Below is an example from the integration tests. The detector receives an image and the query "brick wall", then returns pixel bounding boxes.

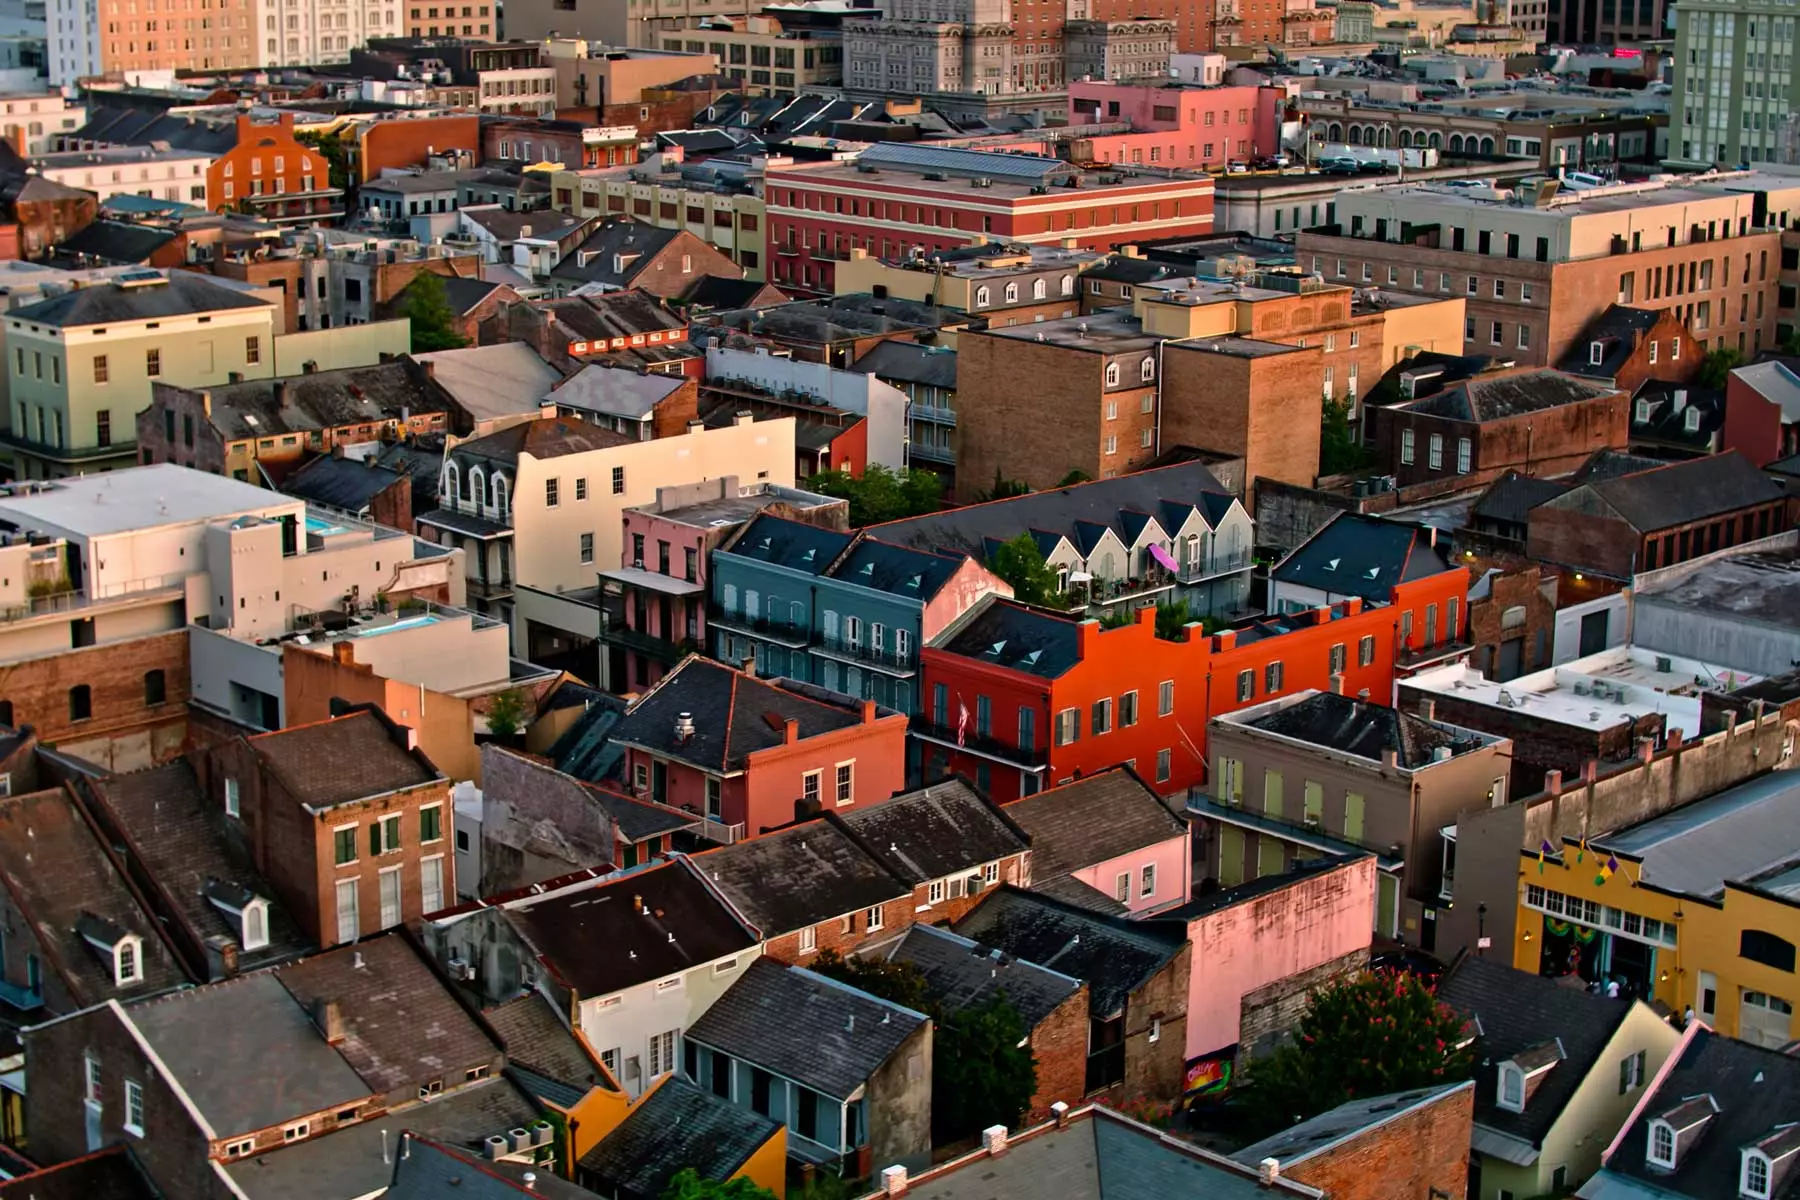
[760,893,913,966]
[1465,563,1556,681]
[1026,985,1091,1118]
[1161,341,1323,507]
[358,115,481,183]
[1400,685,1658,788]
[1373,386,1629,489]
[1236,946,1368,1070]
[952,334,1111,501]
[0,631,190,771]
[1121,941,1190,1101]
[1281,1080,1473,1200]
[139,384,229,473]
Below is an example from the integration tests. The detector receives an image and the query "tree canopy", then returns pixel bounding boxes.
[401,271,469,354]
[661,1169,777,1200]
[1319,394,1374,477]
[802,465,941,526]
[987,533,1063,607]
[1698,346,1745,388]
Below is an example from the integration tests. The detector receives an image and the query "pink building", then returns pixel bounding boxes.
[597,476,847,693]
[1067,81,1282,170]
[1177,853,1376,1066]
[1003,767,1192,914]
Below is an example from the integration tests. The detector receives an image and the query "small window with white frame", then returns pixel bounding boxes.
[1114,872,1131,903]
[798,925,817,953]
[124,1079,144,1136]
[1497,1063,1525,1111]
[865,905,884,931]
[928,879,945,905]
[1648,1119,1676,1167]
[224,777,240,818]
[1743,1149,1773,1199]
[283,1121,310,1143]
[1140,863,1157,898]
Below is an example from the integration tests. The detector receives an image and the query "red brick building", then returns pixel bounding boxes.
[0,629,191,772]
[355,114,482,183]
[1231,1079,1475,1199]
[765,144,1214,294]
[211,113,343,224]
[1722,357,1800,467]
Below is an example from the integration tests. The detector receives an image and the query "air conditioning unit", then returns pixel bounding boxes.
[447,955,476,981]
[966,873,983,894]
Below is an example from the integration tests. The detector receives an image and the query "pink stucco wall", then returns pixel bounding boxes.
[1070,831,1192,915]
[920,555,1014,643]
[1182,854,1377,1060]
[1067,82,1281,170]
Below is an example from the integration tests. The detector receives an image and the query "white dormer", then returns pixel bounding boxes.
[1745,1148,1773,1199]
[114,934,142,986]
[1497,1038,1564,1113]
[1498,1062,1526,1111]
[1649,1118,1678,1169]
[1685,406,1703,433]
[79,914,144,988]
[1590,340,1606,366]
[1649,1094,1720,1172]
[206,882,272,952]
[1743,1124,1800,1199]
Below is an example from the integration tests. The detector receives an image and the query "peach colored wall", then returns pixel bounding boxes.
[1182,854,1377,1060]
[1070,831,1192,915]
[1067,82,1280,169]
[920,555,1014,643]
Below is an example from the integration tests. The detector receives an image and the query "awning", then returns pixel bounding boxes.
[1149,543,1179,572]
[598,566,704,597]
[1471,1124,1540,1167]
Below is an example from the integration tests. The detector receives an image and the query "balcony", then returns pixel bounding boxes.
[811,636,917,676]
[910,716,1049,770]
[707,604,811,647]
[1176,552,1253,584]
[466,575,514,601]
[1188,792,1405,866]
[909,441,955,465]
[1068,571,1178,611]
[600,620,695,664]
[909,402,957,426]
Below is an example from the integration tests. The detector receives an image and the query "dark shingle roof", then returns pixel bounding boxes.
[504,860,756,997]
[1230,1081,1475,1171]
[952,887,1187,1017]
[10,270,268,326]
[1272,512,1454,602]
[1242,692,1488,768]
[1435,956,1632,1149]
[850,340,958,390]
[1555,306,1662,381]
[1407,368,1618,421]
[387,1137,600,1200]
[53,222,178,266]
[1604,1028,1800,1200]
[453,414,634,466]
[683,958,928,1099]
[1471,472,1573,529]
[611,657,865,774]
[825,538,967,601]
[282,455,407,515]
[1540,451,1784,534]
[248,711,438,812]
[552,219,681,288]
[881,923,1082,1028]
[273,934,497,1098]
[693,817,908,936]
[578,1076,779,1200]
[193,361,449,441]
[481,992,607,1095]
[85,762,308,969]
[721,512,853,576]
[1630,379,1724,448]
[937,597,1085,678]
[836,778,1029,884]
[1001,768,1186,881]
[0,788,185,1005]
[0,1147,163,1200]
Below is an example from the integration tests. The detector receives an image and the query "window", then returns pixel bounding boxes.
[69,684,91,721]
[1618,1049,1646,1093]
[612,465,626,494]
[1139,864,1156,898]
[96,408,110,447]
[1456,438,1472,475]
[1400,428,1415,465]
[575,478,588,502]
[370,813,402,856]
[1120,690,1138,727]
[1237,669,1254,702]
[146,348,160,377]
[1264,661,1284,693]
[798,925,816,953]
[1497,1063,1524,1112]
[1104,363,1120,387]
[865,905,884,932]
[1054,707,1080,745]
[421,856,444,914]
[1114,872,1131,903]
[1329,642,1347,675]
[246,335,260,364]
[835,762,853,806]
[1741,929,1796,972]
[144,669,165,705]
[93,354,108,383]
[115,937,140,985]
[1428,433,1443,470]
[224,778,240,819]
[928,879,945,904]
[1091,697,1113,735]
[1359,635,1375,666]
[1649,1121,1676,1167]
[85,1057,102,1102]
[123,1079,144,1135]
[545,478,560,507]
[802,771,821,808]
[420,804,443,844]
[1159,680,1174,716]
[333,825,357,865]
[580,532,594,564]
[1745,1152,1772,1198]
[1156,748,1171,783]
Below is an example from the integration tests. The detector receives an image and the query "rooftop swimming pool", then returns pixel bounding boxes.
[351,614,443,637]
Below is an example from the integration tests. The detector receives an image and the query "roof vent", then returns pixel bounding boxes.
[675,712,695,742]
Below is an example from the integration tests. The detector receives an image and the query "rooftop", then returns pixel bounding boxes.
[387,1137,601,1200]
[1002,768,1187,882]
[1405,368,1619,421]
[1732,358,1800,423]
[1635,550,1800,635]
[412,343,564,425]
[7,268,270,326]
[877,923,1082,1029]
[720,512,853,576]
[1591,768,1800,903]
[836,777,1029,885]
[848,340,958,390]
[1231,1081,1475,1172]
[0,463,296,539]
[1535,451,1784,536]
[1169,334,1309,359]
[548,361,689,422]
[186,361,448,442]
[578,1076,779,1200]
[981,309,1162,353]
[936,597,1086,679]
[693,817,908,936]
[1273,511,1455,604]
[247,710,440,813]
[1224,689,1496,768]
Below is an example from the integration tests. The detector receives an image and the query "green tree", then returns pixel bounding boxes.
[402,272,469,354]
[980,468,1031,501]
[1244,970,1474,1134]
[988,533,1062,607]
[1319,394,1374,477]
[1054,468,1092,488]
[296,131,352,191]
[484,689,528,738]
[801,464,942,526]
[661,1169,777,1200]
[1699,346,1745,388]
[810,949,932,1012]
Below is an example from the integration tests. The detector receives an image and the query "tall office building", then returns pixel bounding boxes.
[1672,0,1800,166]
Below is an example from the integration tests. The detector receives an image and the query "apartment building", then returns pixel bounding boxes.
[833,241,1104,322]
[250,0,404,67]
[30,145,215,208]
[0,93,86,155]
[547,164,768,279]
[660,16,839,95]
[1296,175,1785,370]
[842,0,1062,117]
[405,0,496,37]
[1672,0,1798,166]
[765,142,1215,294]
[1066,80,1283,172]
[47,0,258,85]
[352,39,559,117]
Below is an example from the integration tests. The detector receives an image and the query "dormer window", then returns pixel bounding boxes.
[1497,1063,1525,1111]
[1652,1094,1719,1170]
[1649,1120,1676,1168]
[1685,406,1702,433]
[1105,362,1120,386]
[1635,399,1651,423]
[1745,1150,1772,1199]
[206,882,272,953]
[1590,340,1605,366]
[115,937,140,985]
[1498,1039,1563,1113]
[79,913,143,988]
[1141,356,1155,381]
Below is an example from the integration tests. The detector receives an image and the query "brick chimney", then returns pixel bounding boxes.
[1258,1157,1281,1187]
[315,998,345,1043]
[333,640,357,665]
[861,699,877,724]
[1051,1101,1070,1126]
[981,1126,1008,1156]
[880,1166,907,1196]
[783,719,799,745]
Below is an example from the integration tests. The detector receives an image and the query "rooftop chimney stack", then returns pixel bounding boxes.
[315,998,345,1043]
[981,1125,1009,1156]
[1258,1157,1281,1187]
[1051,1101,1071,1127]
[881,1166,908,1196]
[741,648,757,678]
[675,711,695,743]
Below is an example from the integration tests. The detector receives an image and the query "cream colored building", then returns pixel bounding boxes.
[833,242,1104,317]
[30,146,215,208]
[549,166,768,279]
[0,93,87,156]
[250,0,403,66]
[658,17,841,94]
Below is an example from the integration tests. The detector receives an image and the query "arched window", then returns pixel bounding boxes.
[1140,356,1155,382]
[1428,131,1441,149]
[1004,282,1019,303]
[144,669,166,706]
[1327,122,1342,141]
[468,465,485,509]
[1479,136,1495,154]
[69,684,91,722]
[489,471,506,513]
[442,461,459,503]
[1032,278,1046,300]
[974,285,991,308]
[1105,363,1120,386]
[1399,129,1412,148]
[1449,134,1465,152]
[1060,274,1075,296]
[492,473,509,518]
[242,900,269,951]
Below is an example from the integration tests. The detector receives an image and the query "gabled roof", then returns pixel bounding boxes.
[1556,306,1664,381]
[53,221,178,267]
[459,206,586,244]
[188,361,448,442]
[935,596,1085,679]
[502,859,757,998]
[481,992,609,1100]
[1602,1028,1800,1200]
[84,762,309,969]
[1538,451,1783,534]
[835,777,1029,885]
[879,923,1082,1029]
[9,270,267,326]
[481,743,692,853]
[692,817,908,937]
[1230,1081,1475,1171]
[1471,472,1573,529]
[1239,690,1489,768]
[611,656,869,775]
[824,537,968,602]
[1630,379,1723,447]
[282,455,407,514]
[720,512,853,576]
[951,887,1188,1018]
[272,934,497,1098]
[451,414,635,466]
[247,711,439,813]
[551,219,682,287]
[578,1076,780,1200]
[683,958,928,1100]
[548,362,689,422]
[1001,768,1186,881]
[1272,512,1454,602]
[1407,368,1619,421]
[849,340,958,390]
[0,788,185,1006]
[1435,956,1634,1149]
[388,1136,601,1200]
[412,343,564,425]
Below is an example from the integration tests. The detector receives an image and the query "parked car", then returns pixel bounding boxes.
[1319,157,1360,175]
[1225,160,1250,174]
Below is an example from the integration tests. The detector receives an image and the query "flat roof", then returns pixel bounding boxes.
[982,310,1161,351]
[1596,769,1800,901]
[0,463,298,538]
[1636,551,1800,633]
[1170,335,1306,359]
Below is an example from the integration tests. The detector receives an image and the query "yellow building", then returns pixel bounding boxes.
[1512,769,1800,1049]
[547,169,768,280]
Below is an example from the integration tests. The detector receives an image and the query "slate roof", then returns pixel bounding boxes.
[461,206,587,244]
[504,859,756,997]
[1241,691,1489,768]
[481,992,608,1096]
[682,275,779,310]
[825,537,968,601]
[870,460,1233,563]
[482,743,693,847]
[849,340,958,390]
[1630,379,1724,450]
[1556,306,1662,381]
[412,343,564,426]
[693,817,908,936]
[1032,874,1132,915]
[548,362,689,422]
[187,361,448,441]
[683,958,928,1100]
[1272,511,1454,602]
[388,1137,600,1200]
[551,219,682,288]
[1539,451,1784,534]
[936,597,1085,678]
[1471,472,1573,530]
[835,777,1029,885]
[85,763,308,969]
[0,1147,163,1200]
[73,105,243,155]
[0,788,185,1006]
[1231,1081,1476,1170]
[880,923,1082,1028]
[696,295,962,347]
[722,511,854,575]
[1407,368,1619,421]
[1001,768,1186,881]
[9,270,268,326]
[282,455,407,515]
[452,414,635,466]
[248,711,438,812]
[1602,1028,1800,1200]
[546,691,631,784]
[53,221,179,266]
[1435,956,1632,1149]
[578,1076,780,1200]
[952,887,1188,1018]
[611,657,866,774]
[127,971,373,1138]
[272,934,497,1098]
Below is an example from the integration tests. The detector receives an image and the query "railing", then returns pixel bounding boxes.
[908,441,955,465]
[466,575,515,600]
[1189,790,1403,859]
[908,402,957,425]
[1177,552,1253,583]
[706,605,811,645]
[811,636,917,673]
[910,717,1049,769]
[600,621,693,663]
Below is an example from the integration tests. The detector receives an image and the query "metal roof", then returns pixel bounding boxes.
[856,141,1071,182]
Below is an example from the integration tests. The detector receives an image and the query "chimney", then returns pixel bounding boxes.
[315,998,345,1043]
[420,359,436,379]
[1543,768,1563,795]
[334,640,357,664]
[1258,1158,1281,1187]
[783,718,799,745]
[880,1166,908,1196]
[741,648,757,678]
[1381,746,1398,770]
[273,379,290,407]
[686,419,704,433]
[674,711,695,743]
[981,1126,1008,1156]
[861,699,877,724]
[1638,736,1655,763]
[1419,699,1436,722]
[1051,1101,1070,1126]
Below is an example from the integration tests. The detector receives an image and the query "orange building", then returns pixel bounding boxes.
[212,113,344,225]
[356,113,482,183]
